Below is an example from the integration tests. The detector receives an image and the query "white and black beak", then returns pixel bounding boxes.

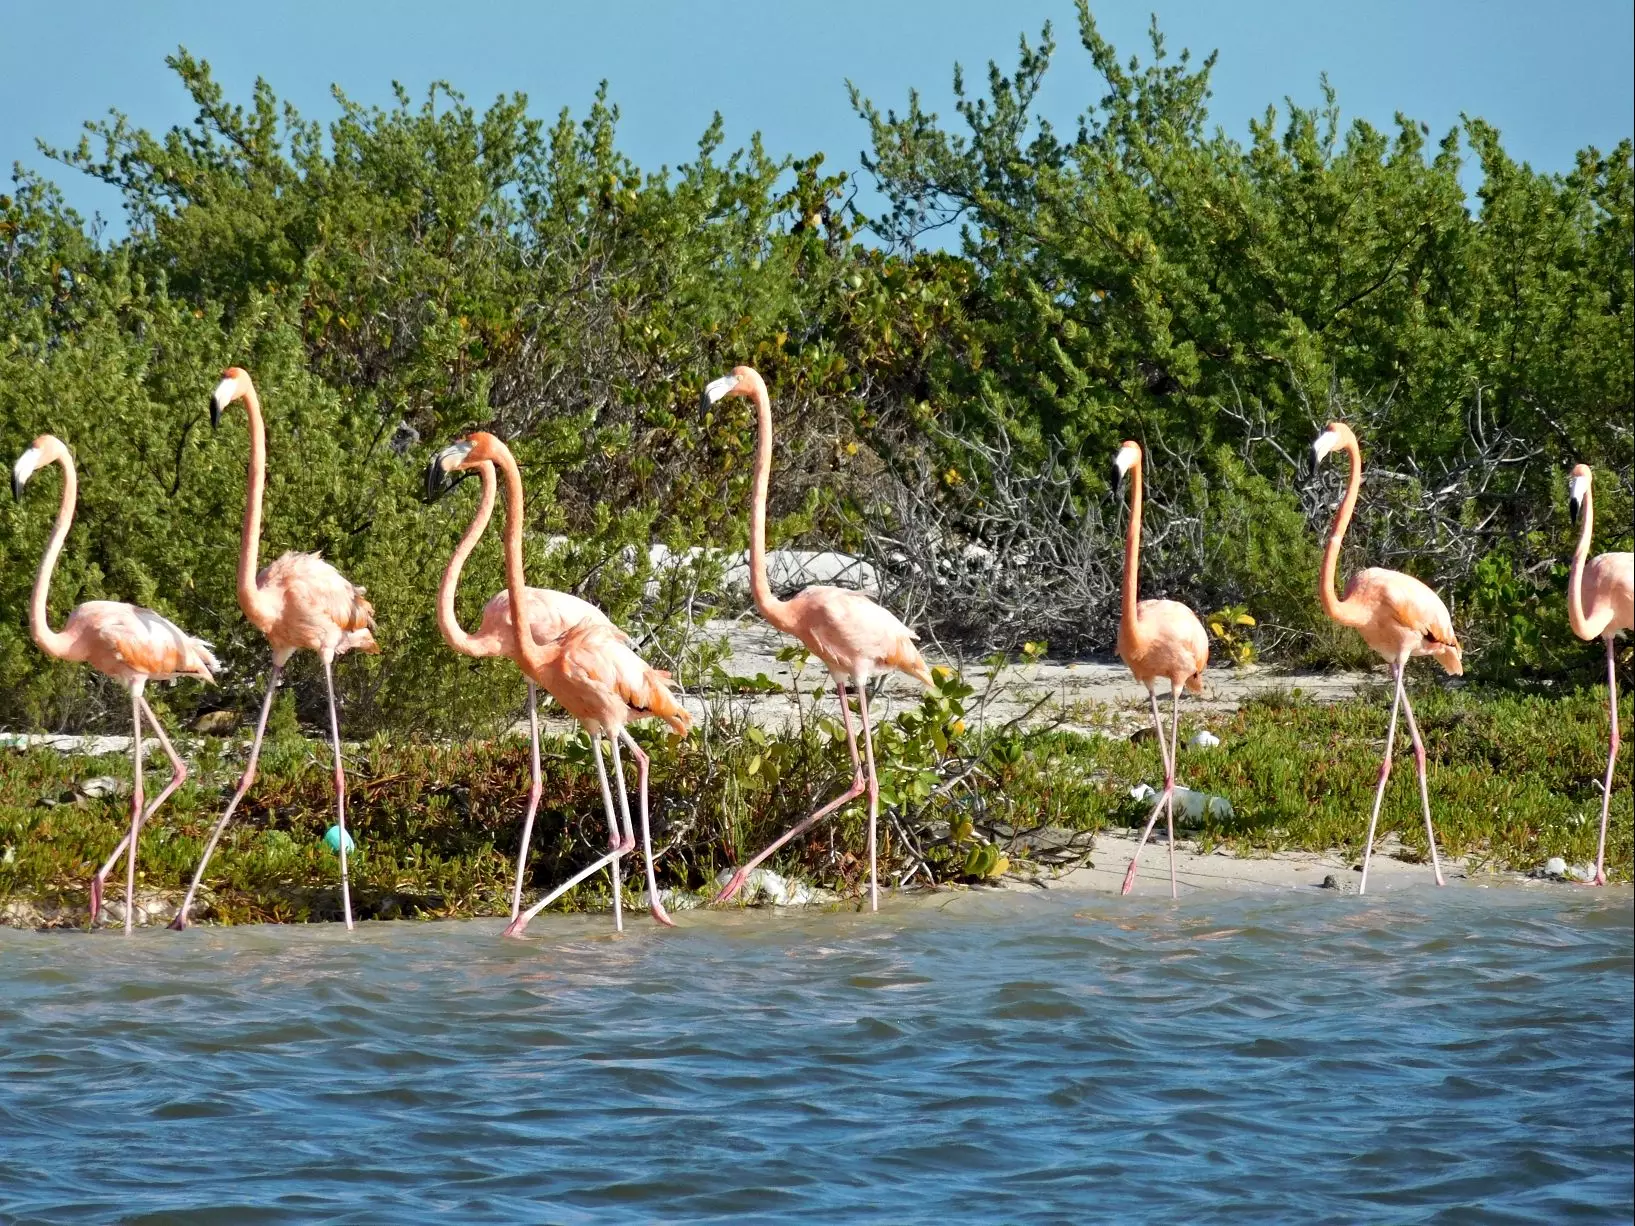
[1568,473,1589,528]
[425,440,475,502]
[209,378,238,429]
[11,446,41,501]
[701,374,738,410]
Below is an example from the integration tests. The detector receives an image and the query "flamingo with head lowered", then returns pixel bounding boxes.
[425,441,634,930]
[1113,440,1209,899]
[1313,422,1461,895]
[171,368,378,931]
[13,435,220,933]
[441,432,691,937]
[703,366,932,912]
[1565,464,1632,887]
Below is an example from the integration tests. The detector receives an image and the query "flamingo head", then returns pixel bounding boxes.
[1568,463,1592,526]
[701,366,761,410]
[209,367,253,428]
[11,434,64,501]
[425,437,477,501]
[1312,421,1355,465]
[1113,440,1141,480]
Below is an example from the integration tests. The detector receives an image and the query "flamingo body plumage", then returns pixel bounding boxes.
[13,435,217,932]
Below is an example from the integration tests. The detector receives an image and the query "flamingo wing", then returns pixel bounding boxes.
[71,601,219,681]
[559,623,691,736]
[790,586,932,685]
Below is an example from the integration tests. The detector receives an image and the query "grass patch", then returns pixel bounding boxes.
[2,680,1628,924]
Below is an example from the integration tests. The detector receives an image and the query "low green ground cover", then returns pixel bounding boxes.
[1,677,1628,925]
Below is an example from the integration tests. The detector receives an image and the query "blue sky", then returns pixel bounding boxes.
[2,0,1630,236]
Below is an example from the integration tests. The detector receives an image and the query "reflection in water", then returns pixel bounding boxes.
[0,889,1630,1221]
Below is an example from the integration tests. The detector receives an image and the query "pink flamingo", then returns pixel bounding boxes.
[1566,463,1632,887]
[171,368,378,931]
[442,433,691,937]
[13,435,220,933]
[1113,441,1209,899]
[426,441,633,928]
[1313,422,1462,895]
[703,367,932,911]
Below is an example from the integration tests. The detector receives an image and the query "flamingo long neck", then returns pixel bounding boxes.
[436,461,500,658]
[747,374,798,634]
[1319,440,1370,629]
[492,445,552,679]
[1567,478,1597,638]
[28,451,76,659]
[1119,455,1147,652]
[236,379,279,628]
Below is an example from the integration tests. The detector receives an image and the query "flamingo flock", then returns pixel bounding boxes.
[9,364,1631,932]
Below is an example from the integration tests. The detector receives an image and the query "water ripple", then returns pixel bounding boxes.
[0,888,1629,1222]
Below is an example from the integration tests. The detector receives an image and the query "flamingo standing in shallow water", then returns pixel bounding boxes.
[425,443,633,929]
[442,433,690,937]
[13,435,220,933]
[1313,422,1461,895]
[1113,441,1209,899]
[1565,464,1632,887]
[171,368,377,931]
[703,366,932,911]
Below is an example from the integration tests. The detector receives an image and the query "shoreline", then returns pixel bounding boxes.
[2,831,1620,931]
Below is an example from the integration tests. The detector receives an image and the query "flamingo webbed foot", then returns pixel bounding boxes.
[166,912,189,931]
[650,903,677,928]
[88,876,103,924]
[713,868,749,905]
[502,915,530,938]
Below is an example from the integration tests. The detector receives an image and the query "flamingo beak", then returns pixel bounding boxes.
[11,447,40,501]
[702,374,738,409]
[1568,474,1589,526]
[209,378,238,429]
[1113,445,1139,480]
[425,441,474,501]
[1312,429,1340,464]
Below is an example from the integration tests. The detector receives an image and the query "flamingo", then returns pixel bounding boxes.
[1113,441,1209,899]
[171,368,378,931]
[12,435,220,933]
[702,366,932,912]
[442,433,691,937]
[1565,463,1632,887]
[425,442,633,928]
[1313,422,1461,895]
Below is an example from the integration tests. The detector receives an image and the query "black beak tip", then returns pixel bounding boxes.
[10,474,20,502]
[424,462,444,503]
[1569,497,1582,527]
[209,398,222,429]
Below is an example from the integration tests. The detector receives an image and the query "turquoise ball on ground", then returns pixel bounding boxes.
[322,825,356,855]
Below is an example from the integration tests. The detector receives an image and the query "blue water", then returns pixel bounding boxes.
[0,888,1630,1223]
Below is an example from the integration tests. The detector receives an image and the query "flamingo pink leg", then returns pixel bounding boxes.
[857,681,882,912]
[1165,689,1180,898]
[621,730,675,927]
[508,682,544,921]
[1589,637,1619,887]
[504,731,629,938]
[1121,690,1176,897]
[171,663,280,929]
[1359,663,1408,896]
[94,694,189,927]
[715,680,867,905]
[1396,685,1446,887]
[594,734,630,932]
[119,691,145,934]
[321,656,355,930]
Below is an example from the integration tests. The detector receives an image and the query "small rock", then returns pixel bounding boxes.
[1320,873,1355,893]
[1129,726,1158,744]
[711,867,819,907]
[1128,783,1158,803]
[1188,730,1221,750]
[191,710,238,735]
[78,776,127,800]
